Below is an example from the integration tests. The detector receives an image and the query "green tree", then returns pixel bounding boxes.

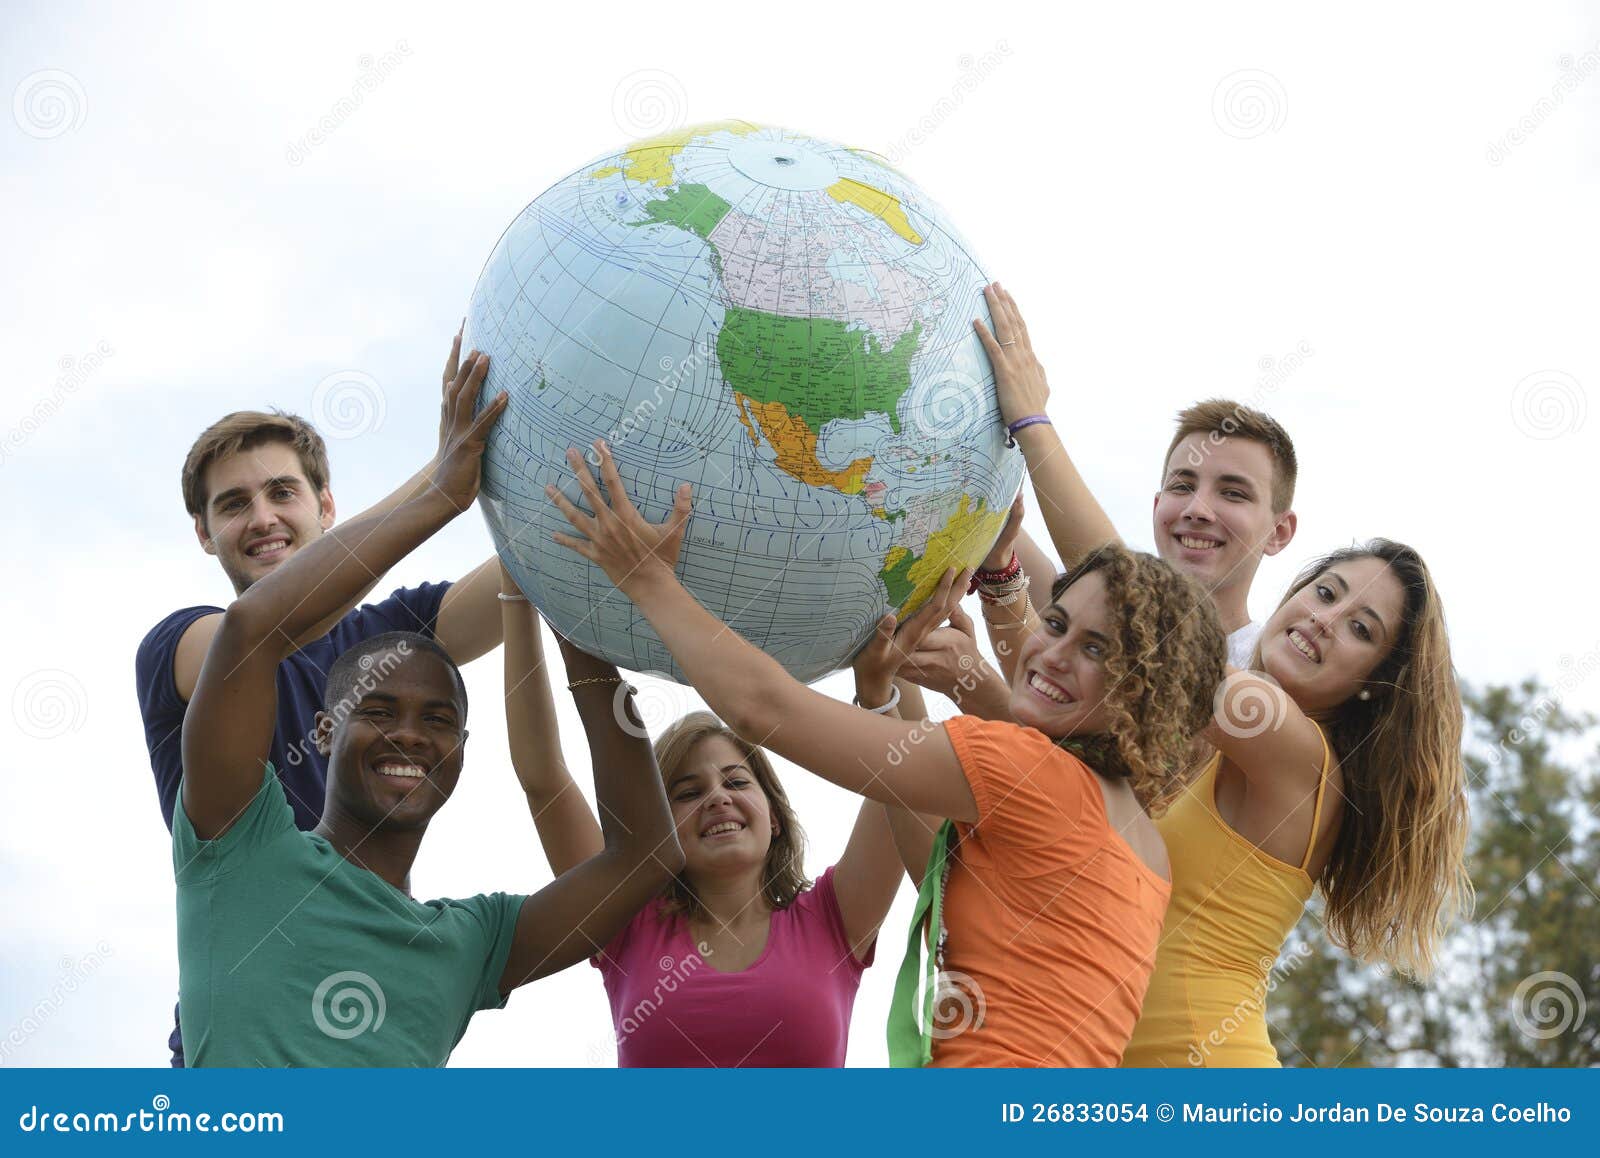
[1269,679,1598,1066]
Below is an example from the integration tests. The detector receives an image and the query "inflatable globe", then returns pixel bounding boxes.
[468,121,1025,683]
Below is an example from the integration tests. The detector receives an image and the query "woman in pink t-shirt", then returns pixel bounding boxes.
[509,587,965,1066]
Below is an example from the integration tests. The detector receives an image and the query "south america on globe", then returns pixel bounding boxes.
[466,121,1026,683]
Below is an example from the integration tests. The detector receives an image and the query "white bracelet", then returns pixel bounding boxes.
[497,592,529,602]
[852,683,902,714]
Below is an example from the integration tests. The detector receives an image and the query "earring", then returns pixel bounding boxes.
[1357,688,1372,701]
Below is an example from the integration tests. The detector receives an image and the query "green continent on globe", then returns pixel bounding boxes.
[632,183,733,241]
[716,307,922,435]
[878,546,918,606]
[876,495,1011,613]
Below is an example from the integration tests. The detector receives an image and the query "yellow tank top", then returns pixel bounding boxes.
[1121,728,1330,1068]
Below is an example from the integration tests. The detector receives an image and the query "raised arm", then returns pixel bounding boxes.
[180,348,508,839]
[1204,665,1330,808]
[547,441,978,824]
[500,561,603,876]
[974,282,1121,567]
[496,640,684,993]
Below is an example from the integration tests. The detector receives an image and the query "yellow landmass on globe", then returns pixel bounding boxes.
[900,495,1009,610]
[592,121,761,187]
[826,178,924,245]
[733,394,872,494]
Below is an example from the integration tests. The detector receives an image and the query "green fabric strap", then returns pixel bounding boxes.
[886,819,955,1068]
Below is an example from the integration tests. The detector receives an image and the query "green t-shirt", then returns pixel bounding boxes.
[173,765,525,1067]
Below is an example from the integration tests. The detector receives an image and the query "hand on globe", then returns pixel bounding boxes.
[895,611,1009,716]
[426,343,508,512]
[547,439,693,593]
[851,565,972,708]
[974,282,1051,427]
[981,494,1027,571]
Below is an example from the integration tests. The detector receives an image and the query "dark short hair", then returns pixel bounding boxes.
[324,632,468,724]
[182,409,331,527]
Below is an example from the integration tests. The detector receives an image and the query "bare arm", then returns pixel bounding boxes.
[501,562,603,876]
[497,643,684,993]
[1204,665,1329,806]
[180,350,508,839]
[975,283,1121,567]
[881,679,942,888]
[434,556,508,664]
[547,441,979,823]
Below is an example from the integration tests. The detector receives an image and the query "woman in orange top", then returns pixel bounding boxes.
[547,439,1226,1067]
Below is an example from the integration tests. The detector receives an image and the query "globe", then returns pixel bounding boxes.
[467,121,1026,683]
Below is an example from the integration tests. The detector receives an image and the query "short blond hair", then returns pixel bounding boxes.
[1163,398,1298,512]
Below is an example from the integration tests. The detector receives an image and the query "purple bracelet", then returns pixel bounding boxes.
[1005,414,1051,447]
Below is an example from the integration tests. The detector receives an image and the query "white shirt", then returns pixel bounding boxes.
[1227,621,1263,668]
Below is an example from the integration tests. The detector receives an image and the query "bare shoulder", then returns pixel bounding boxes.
[1094,774,1170,882]
[172,612,225,703]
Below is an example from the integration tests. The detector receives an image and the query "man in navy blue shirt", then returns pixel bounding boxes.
[136,331,507,1064]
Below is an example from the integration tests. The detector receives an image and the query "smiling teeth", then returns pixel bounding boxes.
[1179,535,1219,550]
[1288,628,1319,663]
[248,540,288,557]
[376,763,426,779]
[702,822,742,837]
[1028,673,1069,704]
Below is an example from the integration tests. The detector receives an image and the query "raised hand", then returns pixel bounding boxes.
[547,439,693,592]
[852,565,972,708]
[427,343,508,512]
[981,494,1027,571]
[974,282,1050,427]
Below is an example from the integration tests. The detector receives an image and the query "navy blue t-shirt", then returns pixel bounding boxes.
[135,581,452,1064]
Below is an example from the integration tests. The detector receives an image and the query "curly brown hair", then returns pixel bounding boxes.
[1051,545,1227,813]
[651,711,811,920]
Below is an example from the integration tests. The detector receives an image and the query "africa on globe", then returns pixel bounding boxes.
[466,121,1025,682]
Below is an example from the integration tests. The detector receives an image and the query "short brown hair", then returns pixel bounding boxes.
[652,711,810,918]
[181,410,330,526]
[1162,398,1298,513]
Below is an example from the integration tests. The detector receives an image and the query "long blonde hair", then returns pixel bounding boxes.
[1280,540,1473,976]
[652,711,810,919]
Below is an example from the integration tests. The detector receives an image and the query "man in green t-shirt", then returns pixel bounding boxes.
[175,347,687,1066]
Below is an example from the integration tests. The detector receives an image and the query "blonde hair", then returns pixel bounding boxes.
[1163,398,1299,513]
[1052,545,1227,813]
[181,409,330,528]
[1280,540,1472,977]
[652,711,810,918]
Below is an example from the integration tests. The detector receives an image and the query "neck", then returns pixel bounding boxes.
[687,865,770,929]
[312,803,424,893]
[1210,583,1252,636]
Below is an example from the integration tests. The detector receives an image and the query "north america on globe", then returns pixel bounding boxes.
[466,121,1025,682]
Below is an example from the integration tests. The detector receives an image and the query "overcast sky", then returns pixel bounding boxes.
[2,0,1596,1066]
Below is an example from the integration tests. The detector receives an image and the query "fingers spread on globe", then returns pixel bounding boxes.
[548,439,692,590]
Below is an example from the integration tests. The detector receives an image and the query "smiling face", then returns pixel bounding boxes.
[1009,570,1114,738]
[667,734,776,881]
[316,648,468,832]
[1153,433,1294,620]
[193,440,335,595]
[1260,555,1405,713]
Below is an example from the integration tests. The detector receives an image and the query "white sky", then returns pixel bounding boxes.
[2,0,1596,1066]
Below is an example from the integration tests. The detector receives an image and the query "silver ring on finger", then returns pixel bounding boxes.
[1000,339,1018,347]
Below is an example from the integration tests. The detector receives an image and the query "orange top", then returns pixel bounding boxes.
[931,716,1172,1068]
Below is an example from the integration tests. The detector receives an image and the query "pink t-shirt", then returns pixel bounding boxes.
[592,866,873,1067]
